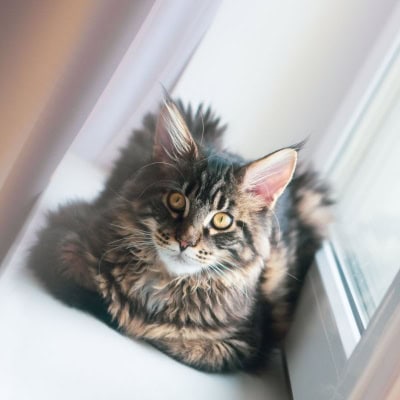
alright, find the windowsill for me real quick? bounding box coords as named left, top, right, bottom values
left=284, top=251, right=350, bottom=399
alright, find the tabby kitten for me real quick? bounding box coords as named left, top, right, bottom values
left=30, top=99, right=331, bottom=372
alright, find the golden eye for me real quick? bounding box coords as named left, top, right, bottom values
left=167, top=192, right=186, bottom=212
left=211, top=212, right=233, bottom=230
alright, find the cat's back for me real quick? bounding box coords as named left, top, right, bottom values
left=272, top=169, right=332, bottom=283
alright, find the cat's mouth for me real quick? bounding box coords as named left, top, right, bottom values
left=171, top=253, right=186, bottom=263
left=157, top=248, right=207, bottom=276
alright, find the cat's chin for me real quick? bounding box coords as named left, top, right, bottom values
left=157, top=251, right=207, bottom=276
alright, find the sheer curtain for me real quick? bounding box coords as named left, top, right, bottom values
left=0, top=0, right=220, bottom=266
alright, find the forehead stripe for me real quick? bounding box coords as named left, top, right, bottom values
left=199, top=170, right=208, bottom=193
left=223, top=165, right=233, bottom=180
left=217, top=194, right=228, bottom=210
left=209, top=178, right=225, bottom=197
left=212, top=190, right=222, bottom=209
left=185, top=181, right=199, bottom=197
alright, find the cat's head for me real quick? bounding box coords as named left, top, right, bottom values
left=125, top=100, right=297, bottom=277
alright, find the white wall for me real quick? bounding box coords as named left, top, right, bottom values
left=173, top=0, right=398, bottom=161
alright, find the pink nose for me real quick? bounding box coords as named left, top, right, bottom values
left=176, top=226, right=200, bottom=251
left=178, top=240, right=189, bottom=251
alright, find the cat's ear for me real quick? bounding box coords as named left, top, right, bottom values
left=240, top=148, right=297, bottom=207
left=153, top=99, right=199, bottom=162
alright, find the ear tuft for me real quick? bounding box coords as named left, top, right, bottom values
left=153, top=99, right=198, bottom=162
left=241, top=148, right=297, bottom=207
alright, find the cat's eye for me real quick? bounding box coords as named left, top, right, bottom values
left=211, top=212, right=233, bottom=230
left=167, top=192, right=186, bottom=212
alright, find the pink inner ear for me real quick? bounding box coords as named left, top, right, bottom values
left=252, top=168, right=286, bottom=204
left=243, top=149, right=297, bottom=206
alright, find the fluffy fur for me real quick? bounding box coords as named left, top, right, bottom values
left=29, top=99, right=332, bottom=372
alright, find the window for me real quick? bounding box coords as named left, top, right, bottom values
left=286, top=11, right=400, bottom=400
left=328, top=40, right=400, bottom=329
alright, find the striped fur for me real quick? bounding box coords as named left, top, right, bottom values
left=29, top=100, right=332, bottom=372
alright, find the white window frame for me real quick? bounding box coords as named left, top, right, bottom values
left=285, top=4, right=400, bottom=399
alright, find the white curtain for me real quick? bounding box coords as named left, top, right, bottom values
left=0, top=0, right=221, bottom=266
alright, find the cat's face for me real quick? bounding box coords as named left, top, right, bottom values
left=126, top=100, right=297, bottom=277
left=147, top=160, right=266, bottom=276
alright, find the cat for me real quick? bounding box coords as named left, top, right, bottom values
left=29, top=98, right=332, bottom=373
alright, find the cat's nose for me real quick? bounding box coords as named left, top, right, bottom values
left=176, top=232, right=199, bottom=251
left=178, top=240, right=190, bottom=252
left=177, top=237, right=199, bottom=251
left=176, top=225, right=200, bottom=251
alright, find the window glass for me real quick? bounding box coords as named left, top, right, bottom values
left=329, top=45, right=400, bottom=327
